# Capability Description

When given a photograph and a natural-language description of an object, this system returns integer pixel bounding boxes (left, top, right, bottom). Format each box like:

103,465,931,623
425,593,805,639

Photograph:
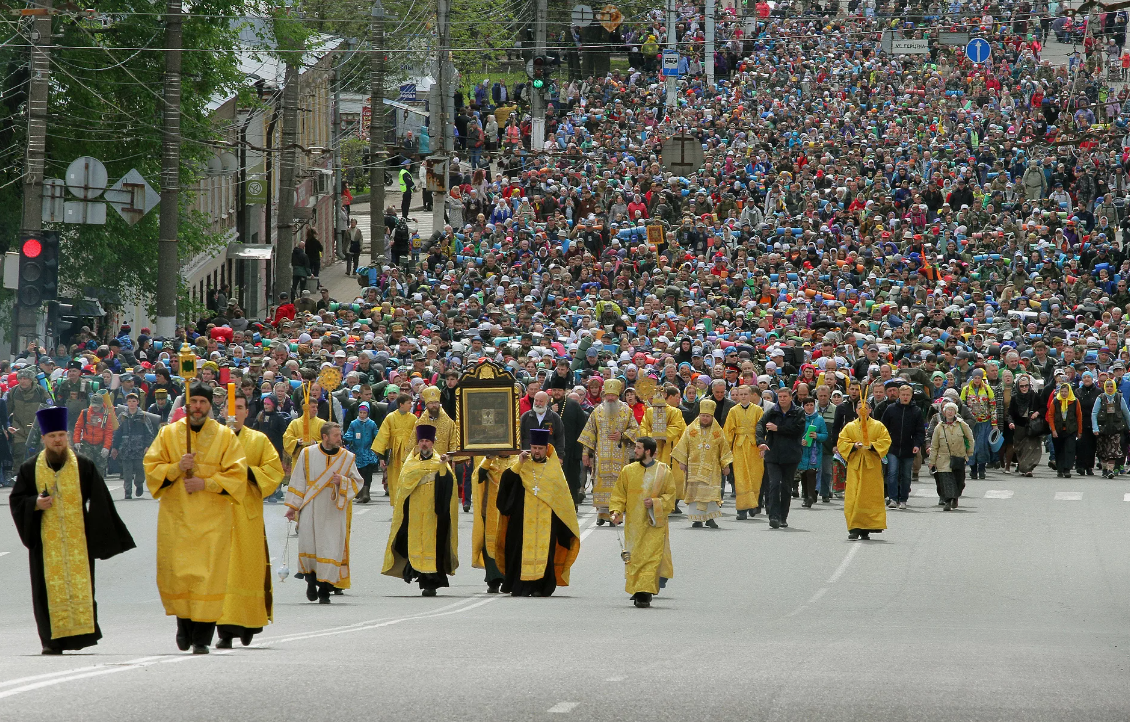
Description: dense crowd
5,2,1130,511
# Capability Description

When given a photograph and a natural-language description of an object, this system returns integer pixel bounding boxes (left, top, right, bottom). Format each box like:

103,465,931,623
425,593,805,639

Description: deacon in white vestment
284,422,362,603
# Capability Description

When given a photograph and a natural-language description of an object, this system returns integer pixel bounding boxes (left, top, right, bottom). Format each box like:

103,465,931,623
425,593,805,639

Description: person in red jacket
272,292,296,327
73,398,114,477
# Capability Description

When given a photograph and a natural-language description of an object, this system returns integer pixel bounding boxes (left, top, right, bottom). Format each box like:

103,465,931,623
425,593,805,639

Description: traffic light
17,230,59,309
532,55,546,89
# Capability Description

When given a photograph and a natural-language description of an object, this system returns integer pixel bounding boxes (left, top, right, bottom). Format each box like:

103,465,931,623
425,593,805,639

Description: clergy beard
44,448,67,467
602,400,618,414
533,404,548,415
420,449,433,460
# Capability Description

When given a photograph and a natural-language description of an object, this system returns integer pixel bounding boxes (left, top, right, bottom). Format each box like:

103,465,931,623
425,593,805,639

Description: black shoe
356,489,371,504
848,532,859,540
332,588,343,595
318,595,331,604
691,521,703,528
487,581,501,594
705,519,719,529
41,647,62,655
136,486,145,498
951,498,958,508
462,504,470,513
191,645,209,655
422,588,437,597
671,505,683,515
791,489,800,499
780,520,788,528
750,507,761,516
596,518,606,526
943,501,952,511
125,494,132,500
176,631,190,652
822,497,831,503
1064,473,1072,478
240,630,254,646
216,637,233,649
736,510,747,520
305,580,318,602
769,518,780,529
859,532,870,540
938,499,946,505
633,598,651,608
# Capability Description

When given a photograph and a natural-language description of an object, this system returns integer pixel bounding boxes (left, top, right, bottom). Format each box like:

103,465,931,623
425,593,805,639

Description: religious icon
454,360,520,454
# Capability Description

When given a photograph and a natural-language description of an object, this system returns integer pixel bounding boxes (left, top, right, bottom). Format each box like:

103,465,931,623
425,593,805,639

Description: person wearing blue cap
9,406,135,654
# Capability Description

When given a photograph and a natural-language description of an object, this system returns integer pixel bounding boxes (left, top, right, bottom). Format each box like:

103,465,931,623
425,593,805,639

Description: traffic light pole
529,0,547,151
156,0,182,339
370,0,386,266
14,0,53,355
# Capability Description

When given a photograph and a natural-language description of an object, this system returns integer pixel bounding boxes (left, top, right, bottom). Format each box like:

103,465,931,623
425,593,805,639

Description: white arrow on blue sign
966,37,990,64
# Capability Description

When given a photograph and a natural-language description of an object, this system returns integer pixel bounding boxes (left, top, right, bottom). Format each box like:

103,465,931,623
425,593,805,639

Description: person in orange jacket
73,399,114,477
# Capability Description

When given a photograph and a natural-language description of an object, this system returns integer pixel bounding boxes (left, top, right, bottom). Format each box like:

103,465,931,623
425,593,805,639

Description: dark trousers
358,463,378,488
1052,435,1077,474
800,469,818,504
346,250,360,275
177,618,216,647
122,458,145,496
765,462,798,522
401,191,412,218
291,275,306,299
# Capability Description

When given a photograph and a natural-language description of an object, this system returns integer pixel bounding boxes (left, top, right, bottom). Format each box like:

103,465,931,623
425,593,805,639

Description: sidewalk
319,194,438,303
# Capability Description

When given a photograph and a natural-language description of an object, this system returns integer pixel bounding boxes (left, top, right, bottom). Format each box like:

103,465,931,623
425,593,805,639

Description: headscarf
1058,382,1076,414
1104,379,1117,398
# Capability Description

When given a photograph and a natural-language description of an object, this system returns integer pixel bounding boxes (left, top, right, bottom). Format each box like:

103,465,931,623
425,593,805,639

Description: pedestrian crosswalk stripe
1123,493,1130,502
910,488,935,498
548,702,578,713
1054,491,1083,501
984,490,1014,499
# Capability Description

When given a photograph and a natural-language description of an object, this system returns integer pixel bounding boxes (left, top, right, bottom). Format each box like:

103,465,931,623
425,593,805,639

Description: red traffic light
533,56,545,67
22,238,41,258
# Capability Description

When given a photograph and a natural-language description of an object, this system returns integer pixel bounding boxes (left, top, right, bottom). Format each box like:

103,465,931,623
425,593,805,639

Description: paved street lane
1,459,1128,721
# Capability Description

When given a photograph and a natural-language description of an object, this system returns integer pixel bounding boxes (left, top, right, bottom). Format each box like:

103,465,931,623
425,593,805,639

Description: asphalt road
0,454,1128,721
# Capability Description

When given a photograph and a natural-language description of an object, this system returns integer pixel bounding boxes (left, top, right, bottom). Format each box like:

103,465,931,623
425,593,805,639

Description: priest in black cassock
495,428,581,597
9,407,135,654
545,373,588,505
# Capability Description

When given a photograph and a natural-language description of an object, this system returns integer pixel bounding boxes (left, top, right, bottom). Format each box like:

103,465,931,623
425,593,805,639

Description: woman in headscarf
997,369,1014,468
1074,371,1100,476
960,368,997,480
1007,374,1044,477
1089,379,1130,479
1046,381,1083,479
928,402,974,510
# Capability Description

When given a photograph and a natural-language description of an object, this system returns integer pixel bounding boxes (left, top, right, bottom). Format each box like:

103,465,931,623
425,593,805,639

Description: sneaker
887,499,897,509
898,502,906,510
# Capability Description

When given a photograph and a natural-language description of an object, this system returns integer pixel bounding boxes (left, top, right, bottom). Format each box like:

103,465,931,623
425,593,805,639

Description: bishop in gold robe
610,437,675,609
144,383,247,654
638,386,686,514
494,429,580,597
217,393,285,647
9,407,134,654
578,379,638,525
836,398,891,540
672,399,733,528
382,425,459,596
722,385,765,519
414,386,458,455
472,454,512,593
373,393,418,501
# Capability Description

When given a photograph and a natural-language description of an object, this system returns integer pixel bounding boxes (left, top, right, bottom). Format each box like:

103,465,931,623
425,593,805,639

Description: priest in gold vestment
609,437,675,609
638,386,686,514
10,407,134,654
217,392,284,647
494,429,580,597
837,397,891,541
472,454,512,593
578,379,638,525
722,385,765,520
373,393,417,500
283,399,325,462
382,425,459,596
672,399,734,528
144,383,247,654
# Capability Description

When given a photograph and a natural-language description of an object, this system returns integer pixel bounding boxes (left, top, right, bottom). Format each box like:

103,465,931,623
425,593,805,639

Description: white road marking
605,676,625,682
106,486,120,492
984,490,1014,499
577,511,599,541
1054,491,1083,501
548,702,579,713
355,509,371,516
1124,493,1130,502
826,543,861,585
0,552,9,558
910,488,935,498
0,596,499,701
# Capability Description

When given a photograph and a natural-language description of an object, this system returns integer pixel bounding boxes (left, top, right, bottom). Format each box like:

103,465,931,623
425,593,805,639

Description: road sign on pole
571,3,592,26
661,49,680,77
660,135,704,176
966,37,990,64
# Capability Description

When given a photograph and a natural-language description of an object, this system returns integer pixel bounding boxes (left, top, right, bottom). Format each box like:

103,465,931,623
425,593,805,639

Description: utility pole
705,0,715,88
665,0,676,113
273,60,299,302
14,0,52,354
156,0,181,338
370,0,386,266
530,0,548,149
431,0,452,233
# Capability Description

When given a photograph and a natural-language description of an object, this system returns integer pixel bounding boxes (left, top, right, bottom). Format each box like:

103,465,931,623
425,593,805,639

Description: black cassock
9,453,135,651
495,467,575,597
391,468,455,591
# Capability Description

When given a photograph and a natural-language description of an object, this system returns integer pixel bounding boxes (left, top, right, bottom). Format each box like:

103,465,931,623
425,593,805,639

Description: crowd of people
12,0,1130,650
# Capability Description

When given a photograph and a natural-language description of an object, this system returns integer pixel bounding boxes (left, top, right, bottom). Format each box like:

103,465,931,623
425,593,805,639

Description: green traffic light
532,78,544,89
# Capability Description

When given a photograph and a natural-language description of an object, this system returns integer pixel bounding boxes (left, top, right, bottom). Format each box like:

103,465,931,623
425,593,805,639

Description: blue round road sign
966,38,990,63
